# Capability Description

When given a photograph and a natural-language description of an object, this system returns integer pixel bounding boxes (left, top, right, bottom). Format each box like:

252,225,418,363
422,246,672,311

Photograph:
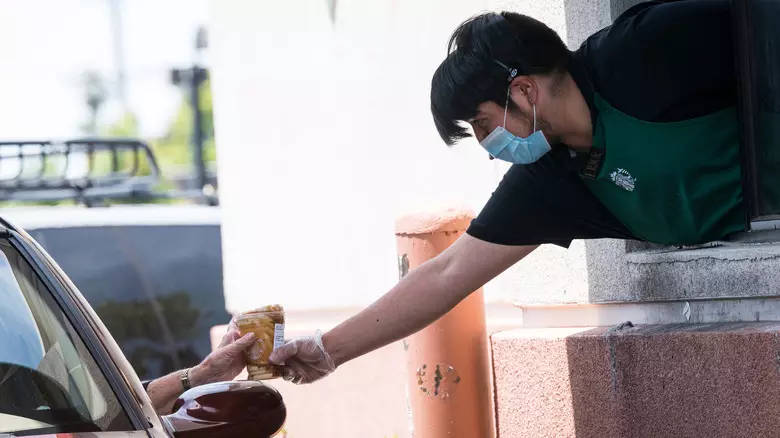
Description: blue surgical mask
480,97,551,165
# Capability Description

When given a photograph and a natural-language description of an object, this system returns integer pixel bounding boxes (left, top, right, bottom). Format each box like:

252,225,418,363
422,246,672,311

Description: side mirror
163,380,286,438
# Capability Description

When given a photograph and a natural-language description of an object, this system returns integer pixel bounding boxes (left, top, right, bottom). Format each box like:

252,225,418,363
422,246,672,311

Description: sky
0,0,209,140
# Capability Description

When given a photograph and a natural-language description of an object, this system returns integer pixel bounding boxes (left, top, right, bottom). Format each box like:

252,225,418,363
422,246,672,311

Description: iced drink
235,305,285,380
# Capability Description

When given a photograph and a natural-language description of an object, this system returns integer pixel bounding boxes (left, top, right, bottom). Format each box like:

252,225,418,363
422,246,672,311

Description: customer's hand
269,330,336,384
189,319,256,386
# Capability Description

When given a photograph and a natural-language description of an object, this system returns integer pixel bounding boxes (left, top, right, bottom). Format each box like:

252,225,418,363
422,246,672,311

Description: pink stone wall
491,323,780,438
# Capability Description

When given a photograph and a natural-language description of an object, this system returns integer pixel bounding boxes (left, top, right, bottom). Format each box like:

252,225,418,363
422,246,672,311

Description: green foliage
100,77,216,191
105,111,141,138
148,76,216,170
91,112,155,179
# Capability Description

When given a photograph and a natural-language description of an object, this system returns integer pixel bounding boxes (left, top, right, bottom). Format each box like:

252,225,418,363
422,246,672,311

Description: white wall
208,0,592,313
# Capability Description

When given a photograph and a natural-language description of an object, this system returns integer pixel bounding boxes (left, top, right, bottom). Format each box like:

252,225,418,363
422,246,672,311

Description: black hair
430,11,570,146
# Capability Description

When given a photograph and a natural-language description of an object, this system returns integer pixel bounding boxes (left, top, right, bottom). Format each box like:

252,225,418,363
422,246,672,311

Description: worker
269,1,744,383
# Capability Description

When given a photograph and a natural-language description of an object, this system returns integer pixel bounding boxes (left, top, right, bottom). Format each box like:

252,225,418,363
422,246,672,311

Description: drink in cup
235,305,285,380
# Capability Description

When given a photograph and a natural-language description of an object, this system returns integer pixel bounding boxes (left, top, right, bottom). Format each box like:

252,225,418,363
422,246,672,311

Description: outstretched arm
270,234,536,383
323,235,536,366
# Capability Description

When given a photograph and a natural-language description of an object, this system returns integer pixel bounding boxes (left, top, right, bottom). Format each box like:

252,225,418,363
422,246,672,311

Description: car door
0,231,167,437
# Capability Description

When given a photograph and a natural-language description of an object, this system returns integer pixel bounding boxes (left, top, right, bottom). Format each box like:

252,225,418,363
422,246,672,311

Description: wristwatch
180,368,192,391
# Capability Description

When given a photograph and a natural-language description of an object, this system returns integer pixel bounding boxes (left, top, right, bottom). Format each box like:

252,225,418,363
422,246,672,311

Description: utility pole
189,65,208,191
171,26,209,194
107,0,128,112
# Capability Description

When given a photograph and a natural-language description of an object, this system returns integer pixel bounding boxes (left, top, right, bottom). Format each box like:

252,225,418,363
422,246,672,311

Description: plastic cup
235,305,285,380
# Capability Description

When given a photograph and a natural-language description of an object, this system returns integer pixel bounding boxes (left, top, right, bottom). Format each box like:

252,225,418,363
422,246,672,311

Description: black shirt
466,0,737,248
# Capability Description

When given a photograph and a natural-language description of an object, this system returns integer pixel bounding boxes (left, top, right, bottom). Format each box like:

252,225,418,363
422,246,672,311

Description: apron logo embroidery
610,168,635,192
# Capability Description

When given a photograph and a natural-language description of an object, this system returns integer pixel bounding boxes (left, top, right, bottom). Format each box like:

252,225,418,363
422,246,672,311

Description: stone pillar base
491,323,780,438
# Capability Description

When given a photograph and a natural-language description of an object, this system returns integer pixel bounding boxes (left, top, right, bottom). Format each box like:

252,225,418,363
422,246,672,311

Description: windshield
0,240,133,435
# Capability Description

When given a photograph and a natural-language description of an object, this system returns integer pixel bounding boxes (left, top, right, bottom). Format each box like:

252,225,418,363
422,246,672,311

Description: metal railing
0,139,217,206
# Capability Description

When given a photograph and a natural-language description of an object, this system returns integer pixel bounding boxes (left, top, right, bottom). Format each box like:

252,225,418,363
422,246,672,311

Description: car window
28,224,230,381
0,241,134,435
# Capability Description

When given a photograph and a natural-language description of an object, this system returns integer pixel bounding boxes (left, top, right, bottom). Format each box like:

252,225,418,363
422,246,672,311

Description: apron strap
580,148,606,180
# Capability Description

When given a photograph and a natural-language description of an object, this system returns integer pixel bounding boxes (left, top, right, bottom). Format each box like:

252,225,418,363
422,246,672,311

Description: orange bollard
395,207,495,438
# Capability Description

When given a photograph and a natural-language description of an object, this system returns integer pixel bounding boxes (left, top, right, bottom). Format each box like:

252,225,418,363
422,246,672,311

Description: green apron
580,93,746,245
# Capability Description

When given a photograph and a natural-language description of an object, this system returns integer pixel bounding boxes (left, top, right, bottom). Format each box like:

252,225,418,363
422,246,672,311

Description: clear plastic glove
268,330,336,385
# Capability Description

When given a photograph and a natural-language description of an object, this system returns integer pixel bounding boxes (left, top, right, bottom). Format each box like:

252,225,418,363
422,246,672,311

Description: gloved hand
268,330,336,384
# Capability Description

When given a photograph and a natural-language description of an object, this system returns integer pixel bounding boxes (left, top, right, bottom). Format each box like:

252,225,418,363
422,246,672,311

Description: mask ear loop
502,87,510,128
489,60,519,160
494,60,518,129
533,104,537,132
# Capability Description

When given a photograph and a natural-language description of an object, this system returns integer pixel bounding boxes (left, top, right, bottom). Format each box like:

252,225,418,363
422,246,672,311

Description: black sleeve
466,148,637,247
466,164,573,248
583,0,736,122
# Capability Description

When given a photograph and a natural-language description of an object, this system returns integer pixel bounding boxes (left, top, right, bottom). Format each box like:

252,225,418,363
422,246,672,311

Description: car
5,204,230,382
0,214,287,437
0,139,230,382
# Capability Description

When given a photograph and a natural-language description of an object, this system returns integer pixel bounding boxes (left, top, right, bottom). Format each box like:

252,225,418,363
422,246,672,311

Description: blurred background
0,0,213,178
0,0,224,382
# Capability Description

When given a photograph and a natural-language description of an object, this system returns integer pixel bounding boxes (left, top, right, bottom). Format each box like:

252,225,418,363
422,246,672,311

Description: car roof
0,204,221,231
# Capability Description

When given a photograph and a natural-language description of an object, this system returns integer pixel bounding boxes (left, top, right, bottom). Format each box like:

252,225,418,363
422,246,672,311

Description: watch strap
180,368,192,391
